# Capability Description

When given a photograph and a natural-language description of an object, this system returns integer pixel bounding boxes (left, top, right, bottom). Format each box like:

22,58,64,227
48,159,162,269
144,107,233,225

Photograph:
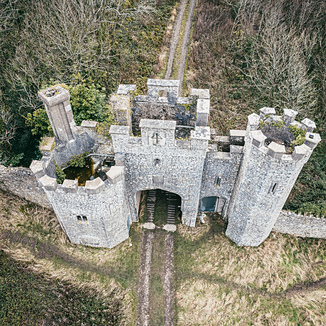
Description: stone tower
226,108,321,246
38,85,77,145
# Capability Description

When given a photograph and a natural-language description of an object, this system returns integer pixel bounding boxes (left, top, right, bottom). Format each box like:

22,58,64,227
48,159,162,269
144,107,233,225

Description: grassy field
175,213,326,325
0,189,142,325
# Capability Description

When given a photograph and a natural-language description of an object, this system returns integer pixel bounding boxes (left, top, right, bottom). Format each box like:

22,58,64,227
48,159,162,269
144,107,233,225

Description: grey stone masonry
110,118,210,227
226,109,321,246
38,85,77,145
274,211,326,239
26,80,322,249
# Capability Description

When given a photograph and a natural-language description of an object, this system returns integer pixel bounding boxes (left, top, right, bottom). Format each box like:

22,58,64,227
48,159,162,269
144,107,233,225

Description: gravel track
165,0,188,79
177,0,197,95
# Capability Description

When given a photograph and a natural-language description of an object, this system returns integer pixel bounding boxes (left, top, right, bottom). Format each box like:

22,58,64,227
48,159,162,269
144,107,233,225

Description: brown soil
137,231,155,326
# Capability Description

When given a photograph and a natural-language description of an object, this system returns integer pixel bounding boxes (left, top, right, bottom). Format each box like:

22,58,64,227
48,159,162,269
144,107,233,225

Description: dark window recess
154,158,161,166
158,90,168,97
216,177,222,186
155,133,159,145
77,215,87,222
270,183,278,194
77,215,82,221
82,216,87,221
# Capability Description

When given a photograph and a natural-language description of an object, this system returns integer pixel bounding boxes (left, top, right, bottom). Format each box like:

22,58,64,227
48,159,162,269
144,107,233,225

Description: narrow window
158,90,168,97
155,133,159,145
82,216,87,222
77,215,82,221
154,158,161,166
270,183,278,194
216,177,221,186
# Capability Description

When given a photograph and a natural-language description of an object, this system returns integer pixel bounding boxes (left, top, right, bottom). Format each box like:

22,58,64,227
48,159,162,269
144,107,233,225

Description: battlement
247,108,320,162
28,79,322,248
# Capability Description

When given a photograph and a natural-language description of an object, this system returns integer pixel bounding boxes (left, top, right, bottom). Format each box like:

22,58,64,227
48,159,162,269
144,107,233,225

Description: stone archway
136,189,182,226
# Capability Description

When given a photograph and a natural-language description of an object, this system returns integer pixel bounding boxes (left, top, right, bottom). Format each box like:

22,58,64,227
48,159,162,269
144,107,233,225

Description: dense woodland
0,0,175,166
186,0,326,216
0,0,325,215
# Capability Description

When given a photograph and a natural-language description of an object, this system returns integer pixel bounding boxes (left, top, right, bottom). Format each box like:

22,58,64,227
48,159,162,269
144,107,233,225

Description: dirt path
137,231,155,326
177,0,197,95
137,1,198,324
163,233,175,326
165,0,188,79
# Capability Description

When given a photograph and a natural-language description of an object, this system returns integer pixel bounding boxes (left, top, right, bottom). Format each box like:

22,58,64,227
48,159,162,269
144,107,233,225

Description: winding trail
137,1,197,324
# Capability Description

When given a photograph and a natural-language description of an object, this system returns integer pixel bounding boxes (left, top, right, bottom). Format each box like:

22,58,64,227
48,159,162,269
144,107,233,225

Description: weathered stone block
292,144,311,160
109,125,130,135
301,118,316,132
190,88,210,99
259,107,275,119
117,84,136,95
30,160,45,179
39,175,57,191
247,113,260,130
196,99,210,126
81,120,98,129
304,132,321,150
283,108,298,125
267,142,286,159
106,166,124,184
62,179,78,193
230,145,244,153
85,177,105,194
251,130,267,148
39,137,55,152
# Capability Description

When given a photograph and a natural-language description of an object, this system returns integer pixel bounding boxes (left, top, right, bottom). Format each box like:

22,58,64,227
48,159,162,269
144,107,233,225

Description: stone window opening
216,176,222,186
153,132,159,145
77,215,88,222
154,158,161,166
270,182,278,195
158,90,168,97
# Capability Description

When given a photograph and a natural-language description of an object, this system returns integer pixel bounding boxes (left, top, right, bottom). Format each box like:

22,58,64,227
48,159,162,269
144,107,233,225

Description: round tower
226,108,321,246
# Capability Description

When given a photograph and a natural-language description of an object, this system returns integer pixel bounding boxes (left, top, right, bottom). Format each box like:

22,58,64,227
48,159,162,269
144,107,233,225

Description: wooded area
0,0,325,215
186,0,326,216
0,0,175,166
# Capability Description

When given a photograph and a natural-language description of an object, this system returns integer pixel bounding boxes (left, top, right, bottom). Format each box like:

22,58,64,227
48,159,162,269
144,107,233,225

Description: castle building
30,79,321,248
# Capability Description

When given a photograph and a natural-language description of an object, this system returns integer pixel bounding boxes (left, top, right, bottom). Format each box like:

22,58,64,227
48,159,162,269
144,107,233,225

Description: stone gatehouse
29,79,321,248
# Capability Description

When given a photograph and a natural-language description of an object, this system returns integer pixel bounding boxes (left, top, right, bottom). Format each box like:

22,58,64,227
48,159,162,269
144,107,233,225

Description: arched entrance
136,189,182,226
200,196,226,214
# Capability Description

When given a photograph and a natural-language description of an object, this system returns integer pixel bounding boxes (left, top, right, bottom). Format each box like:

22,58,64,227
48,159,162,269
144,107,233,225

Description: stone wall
273,211,326,239
0,164,50,208
45,171,131,248
110,120,210,226
226,109,318,247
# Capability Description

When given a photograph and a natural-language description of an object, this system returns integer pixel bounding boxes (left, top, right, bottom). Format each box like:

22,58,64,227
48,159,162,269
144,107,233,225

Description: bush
55,163,66,184
65,152,89,168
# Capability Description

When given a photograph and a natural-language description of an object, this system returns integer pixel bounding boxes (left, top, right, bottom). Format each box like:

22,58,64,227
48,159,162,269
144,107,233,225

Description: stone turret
226,108,321,246
38,85,77,145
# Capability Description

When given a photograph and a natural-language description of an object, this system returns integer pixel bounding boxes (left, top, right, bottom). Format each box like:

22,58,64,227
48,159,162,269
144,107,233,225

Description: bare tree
232,3,317,114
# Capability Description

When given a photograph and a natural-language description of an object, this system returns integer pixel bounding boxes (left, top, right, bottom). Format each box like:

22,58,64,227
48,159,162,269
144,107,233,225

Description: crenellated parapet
26,80,322,249
226,108,321,246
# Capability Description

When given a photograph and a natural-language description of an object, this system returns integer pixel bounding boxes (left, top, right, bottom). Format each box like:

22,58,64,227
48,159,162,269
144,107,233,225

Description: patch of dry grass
0,190,141,325
175,214,326,325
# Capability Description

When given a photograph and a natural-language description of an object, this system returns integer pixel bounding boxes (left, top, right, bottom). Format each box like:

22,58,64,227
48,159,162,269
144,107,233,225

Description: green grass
153,190,168,226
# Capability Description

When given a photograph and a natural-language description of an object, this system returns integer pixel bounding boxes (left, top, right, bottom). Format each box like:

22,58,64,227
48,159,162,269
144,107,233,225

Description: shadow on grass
0,225,142,290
